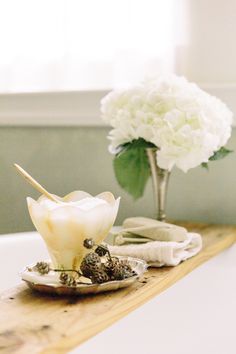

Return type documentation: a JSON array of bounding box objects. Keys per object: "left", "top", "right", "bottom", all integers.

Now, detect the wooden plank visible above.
[{"left": 0, "top": 223, "right": 235, "bottom": 354}]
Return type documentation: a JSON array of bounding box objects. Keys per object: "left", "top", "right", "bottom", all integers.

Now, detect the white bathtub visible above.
[{"left": 0, "top": 232, "right": 235, "bottom": 354}]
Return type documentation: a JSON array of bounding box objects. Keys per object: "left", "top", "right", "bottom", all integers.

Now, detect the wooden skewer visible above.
[{"left": 14, "top": 163, "right": 60, "bottom": 203}]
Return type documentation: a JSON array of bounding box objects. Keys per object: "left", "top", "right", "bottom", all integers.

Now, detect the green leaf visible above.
[
  {"left": 116, "top": 138, "right": 155, "bottom": 156},
  {"left": 113, "top": 139, "right": 153, "bottom": 199},
  {"left": 209, "top": 147, "right": 233, "bottom": 161},
  {"left": 201, "top": 162, "right": 209, "bottom": 170},
  {"left": 201, "top": 146, "right": 233, "bottom": 170}
]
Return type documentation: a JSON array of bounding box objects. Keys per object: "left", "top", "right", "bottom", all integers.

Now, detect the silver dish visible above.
[{"left": 21, "top": 256, "right": 147, "bottom": 295}]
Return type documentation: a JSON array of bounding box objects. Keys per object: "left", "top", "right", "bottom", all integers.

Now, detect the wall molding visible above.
[
  {"left": 0, "top": 85, "right": 235, "bottom": 126},
  {"left": 0, "top": 90, "right": 109, "bottom": 126}
]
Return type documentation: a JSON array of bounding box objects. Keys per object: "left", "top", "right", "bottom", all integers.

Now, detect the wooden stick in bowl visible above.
[{"left": 14, "top": 163, "right": 60, "bottom": 203}]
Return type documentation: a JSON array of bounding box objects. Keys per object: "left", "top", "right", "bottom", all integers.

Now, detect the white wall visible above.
[{"left": 176, "top": 0, "right": 236, "bottom": 84}]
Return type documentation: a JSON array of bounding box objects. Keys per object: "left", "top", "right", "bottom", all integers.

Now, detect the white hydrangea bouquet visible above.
[{"left": 101, "top": 75, "right": 233, "bottom": 220}]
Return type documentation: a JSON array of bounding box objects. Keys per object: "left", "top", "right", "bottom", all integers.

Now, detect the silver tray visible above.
[{"left": 21, "top": 256, "right": 147, "bottom": 295}]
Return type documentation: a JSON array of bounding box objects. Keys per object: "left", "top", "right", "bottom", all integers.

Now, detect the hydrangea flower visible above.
[{"left": 101, "top": 75, "right": 233, "bottom": 172}]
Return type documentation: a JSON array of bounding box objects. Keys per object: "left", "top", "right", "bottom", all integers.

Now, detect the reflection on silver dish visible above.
[{"left": 21, "top": 256, "right": 148, "bottom": 295}]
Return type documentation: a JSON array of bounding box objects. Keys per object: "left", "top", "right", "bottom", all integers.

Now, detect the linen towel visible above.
[
  {"left": 111, "top": 217, "right": 188, "bottom": 244},
  {"left": 108, "top": 217, "right": 202, "bottom": 267}
]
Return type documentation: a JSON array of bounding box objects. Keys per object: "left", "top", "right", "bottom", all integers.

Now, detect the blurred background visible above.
[{"left": 0, "top": 0, "right": 235, "bottom": 234}]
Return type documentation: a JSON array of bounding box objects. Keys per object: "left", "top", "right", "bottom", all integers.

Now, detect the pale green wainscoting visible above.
[{"left": 0, "top": 127, "right": 235, "bottom": 234}]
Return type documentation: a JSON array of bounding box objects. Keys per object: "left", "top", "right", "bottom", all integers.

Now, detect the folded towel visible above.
[
  {"left": 108, "top": 217, "right": 202, "bottom": 267},
  {"left": 110, "top": 217, "right": 188, "bottom": 244}
]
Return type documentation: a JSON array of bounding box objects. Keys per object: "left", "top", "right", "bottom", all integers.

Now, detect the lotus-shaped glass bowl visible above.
[{"left": 27, "top": 191, "right": 120, "bottom": 271}]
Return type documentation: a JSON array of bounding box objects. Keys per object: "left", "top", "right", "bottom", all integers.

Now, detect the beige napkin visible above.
[
  {"left": 108, "top": 217, "right": 202, "bottom": 267},
  {"left": 111, "top": 217, "right": 188, "bottom": 244}
]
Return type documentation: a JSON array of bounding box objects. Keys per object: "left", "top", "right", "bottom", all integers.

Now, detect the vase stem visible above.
[{"left": 146, "top": 148, "right": 170, "bottom": 221}]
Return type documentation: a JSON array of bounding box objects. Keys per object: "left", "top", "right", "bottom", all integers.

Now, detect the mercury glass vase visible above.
[{"left": 146, "top": 148, "right": 170, "bottom": 221}]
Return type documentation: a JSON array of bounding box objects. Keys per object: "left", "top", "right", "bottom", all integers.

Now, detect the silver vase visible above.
[{"left": 146, "top": 148, "right": 170, "bottom": 221}]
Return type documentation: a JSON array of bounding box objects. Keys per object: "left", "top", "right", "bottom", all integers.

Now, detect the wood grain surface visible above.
[{"left": 0, "top": 222, "right": 235, "bottom": 354}]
